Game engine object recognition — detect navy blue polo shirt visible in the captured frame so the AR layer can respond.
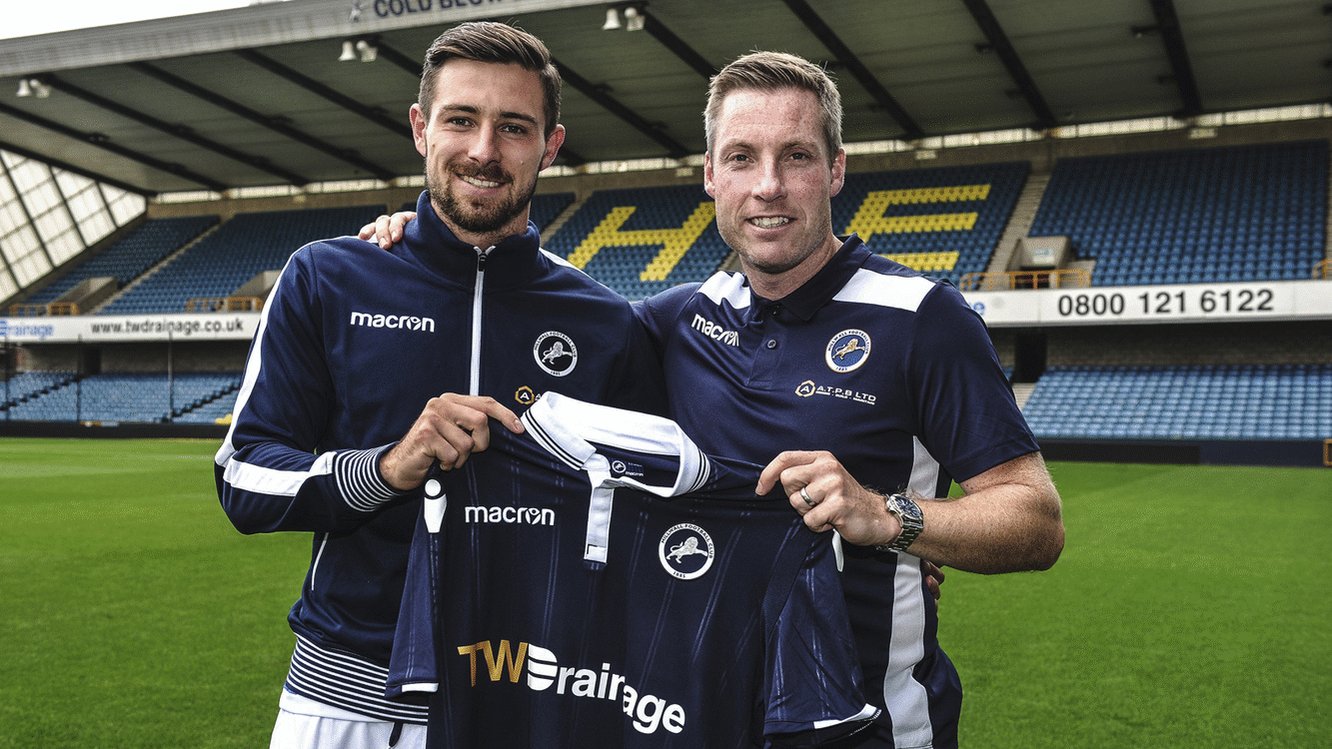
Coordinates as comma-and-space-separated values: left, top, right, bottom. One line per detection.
637, 235, 1039, 748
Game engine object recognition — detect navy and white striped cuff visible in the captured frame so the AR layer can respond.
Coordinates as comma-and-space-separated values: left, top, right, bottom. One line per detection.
335, 444, 402, 511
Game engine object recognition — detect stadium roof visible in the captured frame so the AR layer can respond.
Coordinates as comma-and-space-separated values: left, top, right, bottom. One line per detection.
0, 0, 1327, 196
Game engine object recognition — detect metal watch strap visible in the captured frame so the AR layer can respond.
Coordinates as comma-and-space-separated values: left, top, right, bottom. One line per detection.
875, 492, 923, 553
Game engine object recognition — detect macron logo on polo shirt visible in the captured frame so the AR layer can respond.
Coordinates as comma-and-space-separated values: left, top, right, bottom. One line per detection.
349, 310, 436, 333
690, 314, 739, 346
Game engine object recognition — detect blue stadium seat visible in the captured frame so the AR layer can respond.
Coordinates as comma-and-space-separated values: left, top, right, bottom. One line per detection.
0, 371, 77, 413
99, 205, 385, 315
1029, 141, 1328, 287
1023, 364, 1332, 441
25, 216, 219, 307
3, 372, 241, 424
530, 192, 575, 232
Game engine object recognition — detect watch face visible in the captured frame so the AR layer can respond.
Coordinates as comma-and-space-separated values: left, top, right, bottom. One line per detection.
891, 495, 924, 524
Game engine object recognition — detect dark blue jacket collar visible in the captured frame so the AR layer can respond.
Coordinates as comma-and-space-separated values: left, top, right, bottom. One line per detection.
401, 190, 544, 290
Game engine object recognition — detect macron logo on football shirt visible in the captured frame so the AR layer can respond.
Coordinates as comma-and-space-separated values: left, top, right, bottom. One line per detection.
690, 314, 739, 346
349, 310, 436, 333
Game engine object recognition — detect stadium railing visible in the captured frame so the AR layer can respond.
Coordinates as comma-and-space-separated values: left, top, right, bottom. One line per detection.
184, 296, 264, 312
7, 303, 50, 316
1316, 259, 1330, 279
6, 301, 84, 315
958, 268, 1092, 291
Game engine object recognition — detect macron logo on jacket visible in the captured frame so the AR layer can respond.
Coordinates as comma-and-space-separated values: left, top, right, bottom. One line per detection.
349, 310, 436, 333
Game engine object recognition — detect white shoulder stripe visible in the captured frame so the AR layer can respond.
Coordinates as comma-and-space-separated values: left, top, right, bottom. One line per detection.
540, 248, 620, 295
833, 269, 935, 312
697, 271, 751, 309
223, 451, 336, 496
539, 247, 577, 269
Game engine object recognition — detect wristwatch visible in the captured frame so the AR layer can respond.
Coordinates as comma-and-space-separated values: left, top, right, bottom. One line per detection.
875, 493, 924, 552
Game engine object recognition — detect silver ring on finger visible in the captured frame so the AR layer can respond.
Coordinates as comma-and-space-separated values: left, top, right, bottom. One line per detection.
799, 486, 816, 508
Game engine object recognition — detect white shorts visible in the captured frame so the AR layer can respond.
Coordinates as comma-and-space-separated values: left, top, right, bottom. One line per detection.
270, 692, 426, 749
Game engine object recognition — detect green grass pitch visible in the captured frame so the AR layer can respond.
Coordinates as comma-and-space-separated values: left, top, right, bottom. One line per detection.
1, 438, 1328, 747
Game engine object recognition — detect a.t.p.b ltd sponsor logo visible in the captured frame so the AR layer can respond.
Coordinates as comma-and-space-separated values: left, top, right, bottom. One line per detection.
514, 385, 538, 406
795, 379, 878, 406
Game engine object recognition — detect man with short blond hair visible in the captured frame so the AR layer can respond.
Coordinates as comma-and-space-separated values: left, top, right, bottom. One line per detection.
636, 50, 1064, 748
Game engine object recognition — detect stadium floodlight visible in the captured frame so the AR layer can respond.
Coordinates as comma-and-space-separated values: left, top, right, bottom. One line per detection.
356, 39, 378, 63
602, 7, 621, 30
15, 78, 47, 99
623, 6, 645, 32
339, 40, 356, 62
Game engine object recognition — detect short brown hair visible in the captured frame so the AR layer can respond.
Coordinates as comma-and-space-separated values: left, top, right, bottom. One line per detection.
704, 51, 842, 161
418, 21, 561, 137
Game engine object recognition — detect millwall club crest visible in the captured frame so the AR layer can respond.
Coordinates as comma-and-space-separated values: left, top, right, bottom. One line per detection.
533, 331, 578, 377
658, 523, 715, 580
825, 329, 871, 373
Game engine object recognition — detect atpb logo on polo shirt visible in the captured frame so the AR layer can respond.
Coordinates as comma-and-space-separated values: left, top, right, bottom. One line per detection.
825, 329, 871, 373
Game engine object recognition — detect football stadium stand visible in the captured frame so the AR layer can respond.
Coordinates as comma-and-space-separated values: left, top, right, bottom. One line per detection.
10, 144, 1319, 317
171, 391, 240, 425
1, 139, 1328, 464
21, 216, 219, 310
834, 162, 1030, 287
543, 163, 1029, 298
98, 205, 384, 315
1023, 364, 1332, 441
0, 370, 77, 411
545, 184, 727, 300
1029, 141, 1328, 287
1, 372, 241, 424
164, 373, 244, 422
530, 192, 575, 233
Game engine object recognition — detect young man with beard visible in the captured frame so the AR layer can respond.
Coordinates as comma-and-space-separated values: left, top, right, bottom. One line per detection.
215, 22, 661, 749
367, 50, 1062, 749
